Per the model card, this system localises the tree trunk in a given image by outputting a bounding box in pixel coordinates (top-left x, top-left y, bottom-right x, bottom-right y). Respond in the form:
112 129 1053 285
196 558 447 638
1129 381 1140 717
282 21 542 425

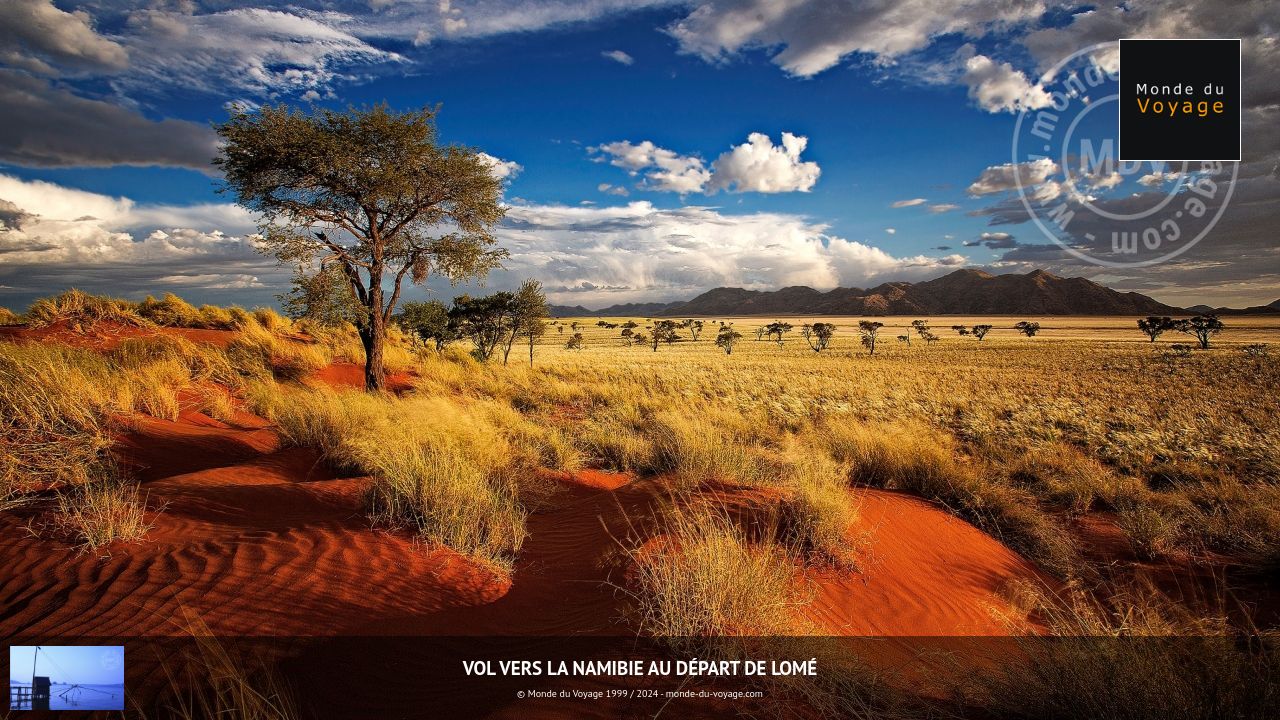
363 287 387 392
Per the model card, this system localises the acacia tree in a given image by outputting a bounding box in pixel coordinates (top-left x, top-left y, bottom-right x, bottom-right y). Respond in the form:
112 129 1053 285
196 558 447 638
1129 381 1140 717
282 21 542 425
764 321 793 346
650 320 680 351
911 319 930 341
688 320 705 341
972 324 993 341
800 322 836 352
397 299 454 350
217 104 507 391
716 325 743 355
1014 321 1041 337
1176 315 1224 349
449 293 515 361
1138 316 1174 342
500 280 548 366
858 320 883 355
515 281 549 366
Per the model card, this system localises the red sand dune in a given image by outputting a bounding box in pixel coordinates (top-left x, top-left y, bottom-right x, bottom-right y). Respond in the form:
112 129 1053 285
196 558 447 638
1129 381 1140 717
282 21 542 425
810 489 1052 637
310 361 416 394
0 326 1061 716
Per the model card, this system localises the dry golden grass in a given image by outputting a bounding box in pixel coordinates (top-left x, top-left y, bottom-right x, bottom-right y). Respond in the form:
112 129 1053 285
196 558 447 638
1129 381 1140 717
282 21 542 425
26 289 152 330
143 612 300 720
513 317 1280 575
49 473 154 554
626 505 811 639
963 579 1280 720
251 384 534 571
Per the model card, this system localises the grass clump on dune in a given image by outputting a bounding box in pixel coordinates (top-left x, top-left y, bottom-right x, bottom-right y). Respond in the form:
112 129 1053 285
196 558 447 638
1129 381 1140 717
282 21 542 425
226 325 329 382
26 289 150 330
0 342 113 496
0 307 20 326
254 386 530 571
815 417 1078 577
50 472 154 554
627 506 808 639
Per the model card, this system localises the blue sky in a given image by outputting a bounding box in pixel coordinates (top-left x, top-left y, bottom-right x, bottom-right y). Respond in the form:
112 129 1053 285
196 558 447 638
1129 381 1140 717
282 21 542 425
0 1 1277 310
9 645 125 686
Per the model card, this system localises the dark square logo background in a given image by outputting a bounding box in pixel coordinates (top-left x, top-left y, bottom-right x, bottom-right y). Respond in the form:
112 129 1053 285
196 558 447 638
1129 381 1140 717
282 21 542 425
1119 39 1240 161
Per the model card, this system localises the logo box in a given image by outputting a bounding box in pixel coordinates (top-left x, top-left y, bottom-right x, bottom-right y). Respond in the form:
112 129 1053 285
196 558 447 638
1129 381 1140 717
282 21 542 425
1119 38 1241 161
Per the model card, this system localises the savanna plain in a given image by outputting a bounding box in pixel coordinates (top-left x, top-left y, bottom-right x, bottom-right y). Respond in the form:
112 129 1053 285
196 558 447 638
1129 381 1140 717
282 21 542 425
2 291 1278 719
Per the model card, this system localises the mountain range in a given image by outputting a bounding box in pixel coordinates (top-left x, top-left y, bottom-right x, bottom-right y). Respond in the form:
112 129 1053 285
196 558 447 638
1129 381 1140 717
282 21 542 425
549 269 1244 317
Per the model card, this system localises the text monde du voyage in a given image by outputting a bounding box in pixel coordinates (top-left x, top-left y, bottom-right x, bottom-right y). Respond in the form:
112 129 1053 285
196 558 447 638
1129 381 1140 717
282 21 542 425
1134 82 1228 118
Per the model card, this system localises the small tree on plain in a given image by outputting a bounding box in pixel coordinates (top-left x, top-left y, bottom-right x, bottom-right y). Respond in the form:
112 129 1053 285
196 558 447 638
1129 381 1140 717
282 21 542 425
397 299 454 350
565 332 584 350
952 324 970 336
688 320 705 341
1137 316 1174 342
715 325 743 355
800 322 836 352
858 320 883 355
764 321 793 347
650 320 679 351
1014 321 1041 337
1175 314 1224 349
449 292 514 362
911 319 930 341
923 331 939 345
754 326 767 342
972 324 993 341
503 279 548 366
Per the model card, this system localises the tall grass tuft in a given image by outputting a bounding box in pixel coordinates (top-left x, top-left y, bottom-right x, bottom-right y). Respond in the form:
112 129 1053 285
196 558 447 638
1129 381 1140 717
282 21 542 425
26 289 149 330
627 506 808 638
226 325 329 382
143 612 300 720
50 473 154 554
0 342 112 494
257 387 529 571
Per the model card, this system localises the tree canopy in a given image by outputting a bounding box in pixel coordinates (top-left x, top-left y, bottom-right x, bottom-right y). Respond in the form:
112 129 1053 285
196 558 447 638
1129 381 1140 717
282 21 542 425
216 103 507 390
